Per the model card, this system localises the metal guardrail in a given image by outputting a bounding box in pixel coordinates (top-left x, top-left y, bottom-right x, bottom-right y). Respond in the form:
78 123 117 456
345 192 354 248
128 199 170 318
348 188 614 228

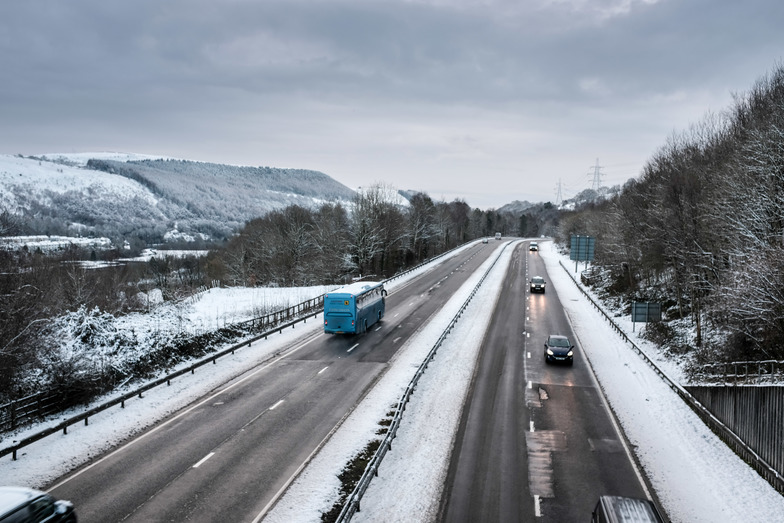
559 261 784 494
336 242 511 521
693 359 784 383
0 240 480 459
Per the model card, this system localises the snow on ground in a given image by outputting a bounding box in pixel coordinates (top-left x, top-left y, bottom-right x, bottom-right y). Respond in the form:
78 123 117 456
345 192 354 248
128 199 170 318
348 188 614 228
539 246 784 522
2 239 783 523
0 241 476 490
269 241 784 522
0 154 161 208
264 242 512 523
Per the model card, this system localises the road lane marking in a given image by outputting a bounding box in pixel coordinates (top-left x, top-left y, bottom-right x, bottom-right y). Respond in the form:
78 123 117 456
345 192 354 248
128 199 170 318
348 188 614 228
318 367 329 374
347 343 359 353
527 352 531 358
393 337 401 344
530 421 535 432
528 381 533 389
375 326 382 331
48 327 325 490
269 400 284 410
193 452 215 468
534 495 541 517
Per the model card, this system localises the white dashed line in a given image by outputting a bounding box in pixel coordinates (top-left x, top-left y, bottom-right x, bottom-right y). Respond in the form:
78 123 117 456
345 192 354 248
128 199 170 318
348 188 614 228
193 452 215 468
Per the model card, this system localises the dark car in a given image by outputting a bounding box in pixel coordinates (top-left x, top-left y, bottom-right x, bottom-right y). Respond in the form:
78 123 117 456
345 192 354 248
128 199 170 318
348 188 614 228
591 495 664 523
544 334 574 365
529 241 538 251
0 486 76 523
530 276 546 293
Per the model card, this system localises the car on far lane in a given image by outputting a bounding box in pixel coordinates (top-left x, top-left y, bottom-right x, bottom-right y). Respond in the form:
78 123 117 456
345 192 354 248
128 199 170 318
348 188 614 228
544 334 574 365
530 276 546 293
529 241 538 251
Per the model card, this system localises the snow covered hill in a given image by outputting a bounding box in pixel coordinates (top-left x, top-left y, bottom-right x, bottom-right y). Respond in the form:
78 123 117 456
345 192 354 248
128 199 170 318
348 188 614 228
0 153 356 243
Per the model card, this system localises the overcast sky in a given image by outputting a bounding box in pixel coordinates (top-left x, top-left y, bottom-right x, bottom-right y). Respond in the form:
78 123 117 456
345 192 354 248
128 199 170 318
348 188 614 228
1 0 782 209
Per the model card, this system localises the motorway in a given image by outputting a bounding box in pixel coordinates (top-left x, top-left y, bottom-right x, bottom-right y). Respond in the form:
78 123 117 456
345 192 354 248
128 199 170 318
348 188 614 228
49 242 498 523
438 241 653 522
49 239 656 522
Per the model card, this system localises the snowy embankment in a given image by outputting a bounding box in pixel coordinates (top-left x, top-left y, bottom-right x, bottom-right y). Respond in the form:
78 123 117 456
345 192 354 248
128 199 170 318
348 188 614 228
2 240 783 523
303 242 783 523
0 242 478 489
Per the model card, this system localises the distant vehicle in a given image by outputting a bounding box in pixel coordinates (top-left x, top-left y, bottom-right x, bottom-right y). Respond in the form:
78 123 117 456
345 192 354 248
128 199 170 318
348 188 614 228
529 241 538 251
323 281 386 334
0 486 77 522
482 237 489 244
591 495 664 523
530 276 546 293
544 334 574 365
494 232 502 240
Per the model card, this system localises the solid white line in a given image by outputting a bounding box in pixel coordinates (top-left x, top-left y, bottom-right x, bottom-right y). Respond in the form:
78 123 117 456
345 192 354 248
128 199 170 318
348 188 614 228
318 366 329 374
269 400 284 410
534 495 541 517
347 343 359 353
193 452 215 468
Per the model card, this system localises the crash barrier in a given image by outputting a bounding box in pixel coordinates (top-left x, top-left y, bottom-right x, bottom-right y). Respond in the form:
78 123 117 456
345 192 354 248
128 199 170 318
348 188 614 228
0 240 482 458
559 261 784 495
692 360 784 384
687 385 784 488
0 295 325 437
336 242 512 521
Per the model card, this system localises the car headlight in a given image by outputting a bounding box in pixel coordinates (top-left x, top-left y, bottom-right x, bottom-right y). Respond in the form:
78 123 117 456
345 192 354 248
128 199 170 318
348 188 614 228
567 350 573 356
546 348 554 355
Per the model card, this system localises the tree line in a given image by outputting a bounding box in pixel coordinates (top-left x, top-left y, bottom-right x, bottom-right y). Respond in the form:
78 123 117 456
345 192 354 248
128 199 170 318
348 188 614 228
203 185 553 287
557 64 784 363
1 183 566 402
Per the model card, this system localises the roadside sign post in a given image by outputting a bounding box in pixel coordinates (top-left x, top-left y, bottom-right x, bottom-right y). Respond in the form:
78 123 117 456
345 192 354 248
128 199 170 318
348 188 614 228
631 301 662 332
570 235 595 272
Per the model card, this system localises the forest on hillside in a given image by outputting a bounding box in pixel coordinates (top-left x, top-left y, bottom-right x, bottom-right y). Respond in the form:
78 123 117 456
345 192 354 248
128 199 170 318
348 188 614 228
558 64 784 364
0 185 559 403
206 184 559 286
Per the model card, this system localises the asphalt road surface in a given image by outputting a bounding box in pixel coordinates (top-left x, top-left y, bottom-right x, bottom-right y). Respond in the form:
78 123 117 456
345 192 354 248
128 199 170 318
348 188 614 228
438 241 653 522
49 243 498 523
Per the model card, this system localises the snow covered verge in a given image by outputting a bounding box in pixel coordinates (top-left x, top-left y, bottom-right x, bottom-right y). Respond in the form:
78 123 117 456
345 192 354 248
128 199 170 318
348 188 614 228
268 241 784 522
264 241 513 522
539 246 784 522
2 239 782 522
0 241 478 488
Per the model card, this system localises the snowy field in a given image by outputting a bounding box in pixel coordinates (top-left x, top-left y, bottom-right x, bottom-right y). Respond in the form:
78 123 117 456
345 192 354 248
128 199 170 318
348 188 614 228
1 240 783 522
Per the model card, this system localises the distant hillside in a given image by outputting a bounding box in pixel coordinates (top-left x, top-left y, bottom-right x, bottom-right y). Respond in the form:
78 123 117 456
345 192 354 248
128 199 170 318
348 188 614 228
0 153 356 246
498 200 536 214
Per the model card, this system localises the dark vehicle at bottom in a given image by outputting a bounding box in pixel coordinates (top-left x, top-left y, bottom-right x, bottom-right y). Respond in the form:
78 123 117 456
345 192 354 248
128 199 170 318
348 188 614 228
0 486 76 522
591 495 664 523
544 334 574 365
